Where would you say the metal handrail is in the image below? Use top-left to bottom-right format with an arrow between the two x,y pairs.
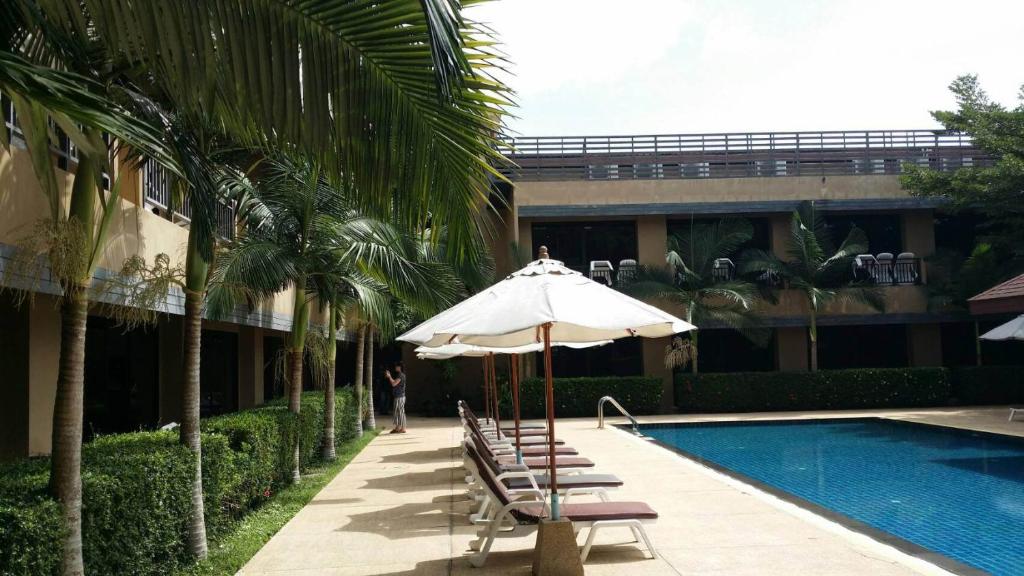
597,396 -> 641,436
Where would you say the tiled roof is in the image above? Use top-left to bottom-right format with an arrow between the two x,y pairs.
969,273 -> 1024,302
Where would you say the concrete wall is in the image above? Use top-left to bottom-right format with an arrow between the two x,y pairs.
514,174 -> 903,207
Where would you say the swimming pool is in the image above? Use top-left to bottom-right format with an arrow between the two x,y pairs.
640,418 -> 1024,575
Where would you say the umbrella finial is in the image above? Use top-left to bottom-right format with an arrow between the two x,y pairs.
538,245 -> 549,259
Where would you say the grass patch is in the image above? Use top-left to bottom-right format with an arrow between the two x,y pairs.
179,430 -> 379,576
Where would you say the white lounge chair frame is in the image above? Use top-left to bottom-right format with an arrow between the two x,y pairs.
464,453 -> 657,567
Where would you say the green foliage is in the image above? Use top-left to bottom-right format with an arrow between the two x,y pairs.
0,389 -> 360,576
901,75 -> 1024,273
0,459 -> 63,576
951,366 -> 1024,405
500,376 -> 663,418
674,368 -> 951,413
179,431 -> 379,576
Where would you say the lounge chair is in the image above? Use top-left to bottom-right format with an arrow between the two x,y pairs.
467,432 -> 594,472
1010,407 -> 1022,422
464,444 -> 657,566
460,405 -> 564,445
464,444 -> 624,525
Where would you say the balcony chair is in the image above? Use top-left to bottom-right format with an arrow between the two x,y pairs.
895,252 -> 918,285
618,259 -> 638,284
589,260 -> 614,286
874,253 -> 895,285
712,258 -> 735,282
853,254 -> 877,282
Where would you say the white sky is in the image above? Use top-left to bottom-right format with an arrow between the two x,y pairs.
469,0 -> 1024,137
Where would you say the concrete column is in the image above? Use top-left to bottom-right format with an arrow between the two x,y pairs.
908,324 -> 943,367
901,211 -> 936,257
28,297 -> 60,455
637,215 -> 672,410
158,315 -> 184,425
902,211 -> 936,284
636,215 -> 667,267
0,296 -> 30,458
776,326 -> 809,372
238,326 -> 264,409
643,337 -> 674,412
769,214 -> 791,258
518,218 -> 533,260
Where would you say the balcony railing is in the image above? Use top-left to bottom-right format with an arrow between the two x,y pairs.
4,93 -> 112,189
498,129 -> 993,181
143,161 -> 235,239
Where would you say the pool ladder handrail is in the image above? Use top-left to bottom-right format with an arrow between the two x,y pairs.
597,396 -> 641,436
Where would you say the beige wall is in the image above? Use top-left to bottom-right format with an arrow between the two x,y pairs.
776,327 -> 809,371
636,215 -> 667,266
514,174 -> 904,207
28,297 -> 60,455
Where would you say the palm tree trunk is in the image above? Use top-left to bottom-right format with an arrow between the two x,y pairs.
809,310 -> 818,372
690,332 -> 699,374
51,285 -> 87,576
287,284 -> 309,483
322,306 -> 337,461
51,156 -> 100,576
181,226 -> 209,560
353,325 -> 365,437
364,327 -> 376,431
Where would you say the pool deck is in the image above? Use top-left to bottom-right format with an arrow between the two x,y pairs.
238,406 -> 1020,575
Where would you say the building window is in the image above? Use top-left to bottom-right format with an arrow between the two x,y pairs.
532,221 -> 638,275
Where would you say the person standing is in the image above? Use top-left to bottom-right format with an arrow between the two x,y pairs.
384,362 -> 407,433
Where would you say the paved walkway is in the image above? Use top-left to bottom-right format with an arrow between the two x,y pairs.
239,407 -> 1020,575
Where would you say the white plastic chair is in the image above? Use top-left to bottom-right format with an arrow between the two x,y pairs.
712,258 -> 734,282
618,259 -> 637,284
895,252 -> 918,285
853,254 -> 877,282
589,260 -> 614,286
875,252 -> 894,285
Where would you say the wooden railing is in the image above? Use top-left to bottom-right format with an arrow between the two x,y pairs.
498,129 -> 992,181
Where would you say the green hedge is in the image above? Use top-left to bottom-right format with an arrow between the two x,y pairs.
500,376 -> 663,419
674,368 -> 951,413
951,366 -> 1024,405
0,387 -> 359,576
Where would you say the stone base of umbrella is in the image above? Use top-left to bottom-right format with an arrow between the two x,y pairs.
532,518 -> 584,576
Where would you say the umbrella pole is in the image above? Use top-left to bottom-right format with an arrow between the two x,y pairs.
542,323 -> 559,520
511,353 -> 523,464
482,357 -> 491,426
490,353 -> 501,437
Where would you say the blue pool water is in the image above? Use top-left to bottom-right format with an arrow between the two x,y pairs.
642,418 -> 1024,575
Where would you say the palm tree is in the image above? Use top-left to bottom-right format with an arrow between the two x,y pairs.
740,201 -> 885,371
210,156 -> 458,479
622,218 -> 764,373
11,0 -> 513,254
5,3 -> 511,569
1,22 -> 181,576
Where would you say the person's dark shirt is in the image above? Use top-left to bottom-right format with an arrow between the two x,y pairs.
393,372 -> 406,398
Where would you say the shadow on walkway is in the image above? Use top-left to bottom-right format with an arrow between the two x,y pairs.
361,465 -> 461,493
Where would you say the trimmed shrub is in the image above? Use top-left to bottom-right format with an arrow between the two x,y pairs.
501,376 -> 663,419
80,432 -> 194,575
0,459 -> 62,576
674,367 -> 951,413
0,388 -> 361,576
951,365 -> 1024,405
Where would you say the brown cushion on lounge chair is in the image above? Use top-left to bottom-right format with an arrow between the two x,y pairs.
518,445 -> 578,455
499,456 -> 594,469
504,473 -> 622,490
511,501 -> 658,523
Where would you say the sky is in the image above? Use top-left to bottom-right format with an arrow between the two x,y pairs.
468,0 -> 1024,137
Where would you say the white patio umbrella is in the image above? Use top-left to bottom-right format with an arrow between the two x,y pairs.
415,340 -> 611,459
979,315 -> 1024,341
399,247 -> 694,519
